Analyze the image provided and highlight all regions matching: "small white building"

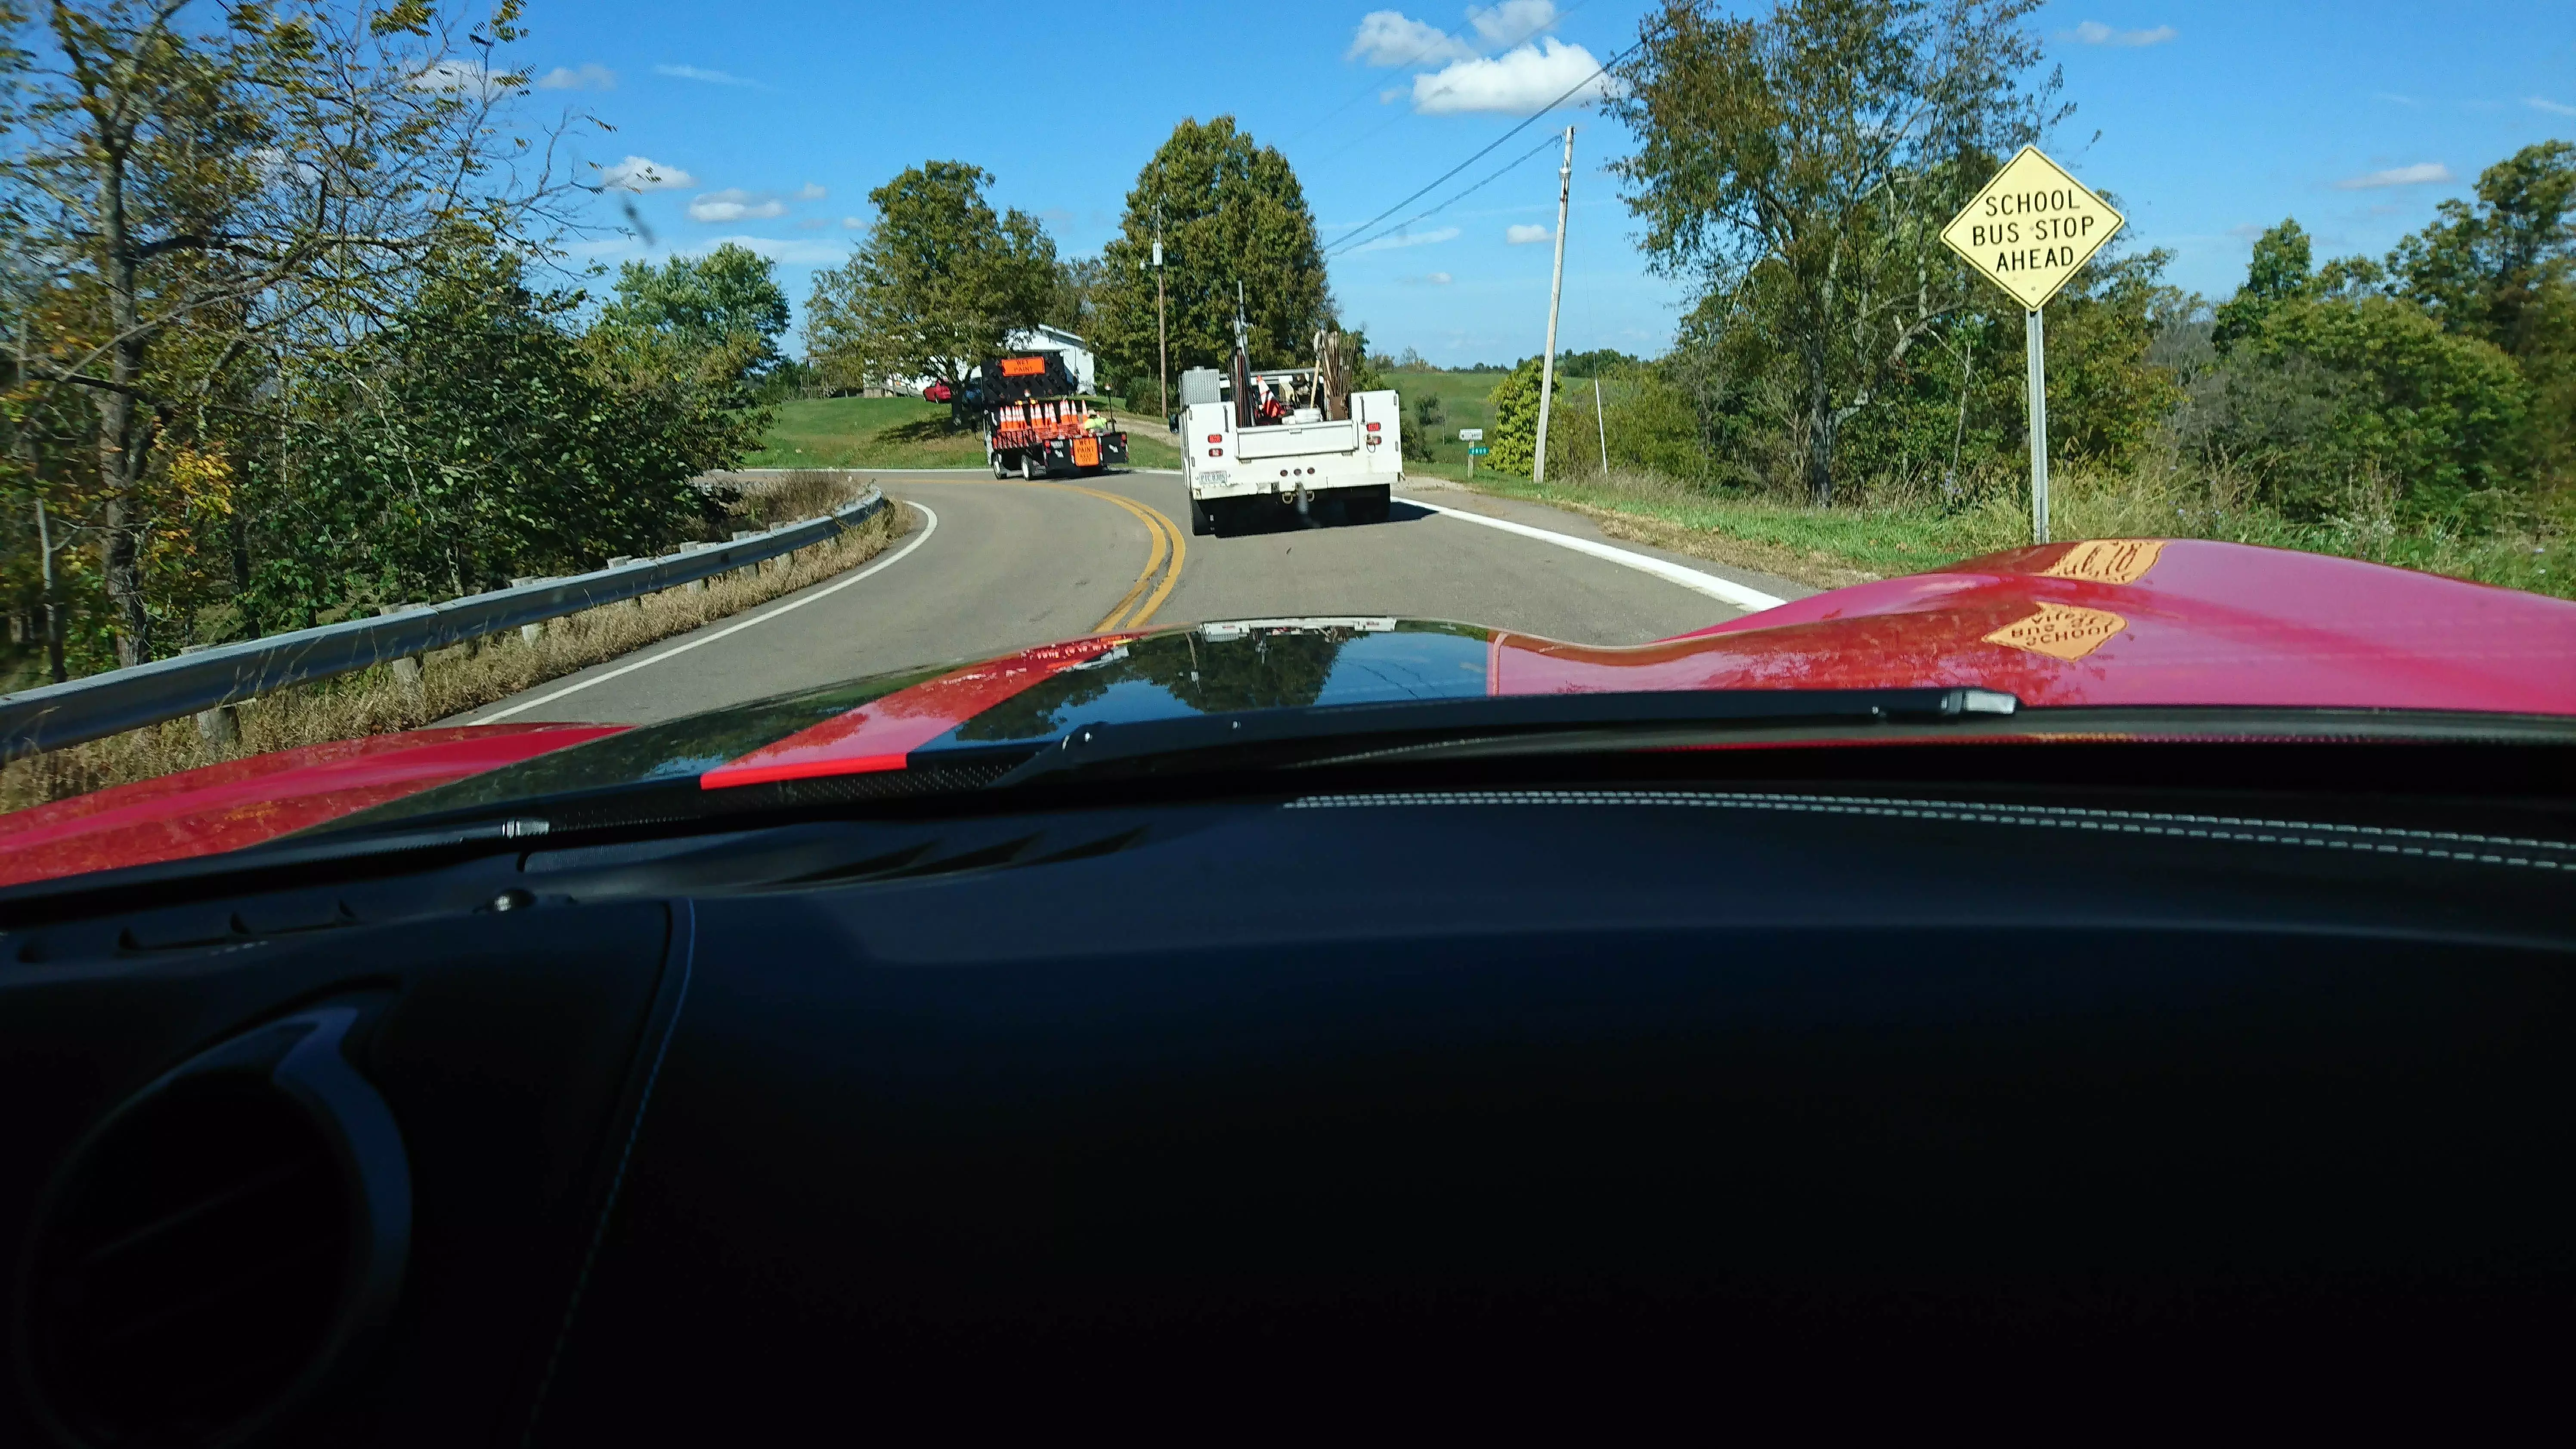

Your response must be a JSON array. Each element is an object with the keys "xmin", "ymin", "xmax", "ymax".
[
  {"xmin": 891, "ymin": 324, "xmax": 1099, "ymax": 398},
  {"xmin": 1001, "ymin": 324, "xmax": 1097, "ymax": 394}
]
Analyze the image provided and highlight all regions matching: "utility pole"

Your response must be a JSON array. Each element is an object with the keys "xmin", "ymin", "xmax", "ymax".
[
  {"xmin": 1594, "ymin": 377, "xmax": 1609, "ymax": 475},
  {"xmin": 2024, "ymin": 309, "xmax": 2050, "ymax": 544},
  {"xmin": 1153, "ymin": 208, "xmax": 1169, "ymax": 425},
  {"xmin": 1533, "ymin": 125, "xmax": 1574, "ymax": 486}
]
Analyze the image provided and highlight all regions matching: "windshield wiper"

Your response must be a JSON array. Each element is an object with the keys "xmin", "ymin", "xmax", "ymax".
[{"xmin": 988, "ymin": 687, "xmax": 2020, "ymax": 786}]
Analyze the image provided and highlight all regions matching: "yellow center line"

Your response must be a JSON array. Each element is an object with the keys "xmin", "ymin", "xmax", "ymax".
[
  {"xmin": 945, "ymin": 476, "xmax": 1186, "ymax": 633},
  {"xmin": 1083, "ymin": 488, "xmax": 1168, "ymax": 632}
]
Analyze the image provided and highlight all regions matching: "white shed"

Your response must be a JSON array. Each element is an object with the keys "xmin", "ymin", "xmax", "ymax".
[{"xmin": 1001, "ymin": 325, "xmax": 1096, "ymax": 394}]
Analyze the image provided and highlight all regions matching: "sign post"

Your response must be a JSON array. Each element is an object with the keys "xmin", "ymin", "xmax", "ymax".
[
  {"xmin": 1459, "ymin": 427, "xmax": 1485, "ymax": 479},
  {"xmin": 1938, "ymin": 146, "xmax": 2124, "ymax": 544}
]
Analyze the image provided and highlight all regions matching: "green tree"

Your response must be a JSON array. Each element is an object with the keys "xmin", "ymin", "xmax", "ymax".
[
  {"xmin": 2389, "ymin": 142, "xmax": 2573, "ymax": 359},
  {"xmin": 1611, "ymin": 0, "xmax": 2059, "ymax": 505},
  {"xmin": 1047, "ymin": 254, "xmax": 1108, "ymax": 338},
  {"xmin": 244, "ymin": 248, "xmax": 733, "ymax": 624},
  {"xmin": 599, "ymin": 243, "xmax": 791, "ymax": 381},
  {"xmin": 1, "ymin": 0, "xmax": 577, "ymax": 664},
  {"xmin": 805, "ymin": 161, "xmax": 1056, "ymax": 399},
  {"xmin": 1093, "ymin": 117, "xmax": 1332, "ymax": 392},
  {"xmin": 2388, "ymin": 141, "xmax": 2574, "ymax": 477},
  {"xmin": 2185, "ymin": 294, "xmax": 2530, "ymax": 517},
  {"xmin": 2213, "ymin": 220, "xmax": 2318, "ymax": 351},
  {"xmin": 1487, "ymin": 358, "xmax": 1557, "ymax": 474}
]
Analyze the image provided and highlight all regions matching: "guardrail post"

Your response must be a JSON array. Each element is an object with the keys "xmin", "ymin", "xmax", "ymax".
[
  {"xmin": 389, "ymin": 604, "xmax": 426, "ymax": 697},
  {"xmin": 731, "ymin": 530, "xmax": 756, "ymax": 580},
  {"xmin": 609, "ymin": 557, "xmax": 642, "ymax": 608},
  {"xmin": 180, "ymin": 645, "xmax": 240, "ymax": 746},
  {"xmin": 509, "ymin": 578, "xmax": 548, "ymax": 643}
]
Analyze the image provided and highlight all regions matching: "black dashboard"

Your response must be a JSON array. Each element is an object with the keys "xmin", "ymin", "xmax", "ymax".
[{"xmin": 4, "ymin": 748, "xmax": 2571, "ymax": 1440}]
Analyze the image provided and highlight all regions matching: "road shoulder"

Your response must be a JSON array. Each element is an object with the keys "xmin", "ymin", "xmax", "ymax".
[{"xmin": 1397, "ymin": 478, "xmax": 1816, "ymax": 606}]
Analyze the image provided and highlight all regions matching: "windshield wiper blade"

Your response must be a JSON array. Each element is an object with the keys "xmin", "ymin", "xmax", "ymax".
[{"xmin": 988, "ymin": 687, "xmax": 2020, "ymax": 786}]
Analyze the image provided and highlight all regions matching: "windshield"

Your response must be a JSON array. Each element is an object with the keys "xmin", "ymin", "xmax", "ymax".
[{"xmin": 2, "ymin": 0, "xmax": 2571, "ymax": 886}]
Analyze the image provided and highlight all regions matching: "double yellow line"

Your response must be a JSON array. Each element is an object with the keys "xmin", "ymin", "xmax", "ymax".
[
  {"xmin": 1074, "ymin": 484, "xmax": 1188, "ymax": 632},
  {"xmin": 967, "ymin": 477, "xmax": 1186, "ymax": 633}
]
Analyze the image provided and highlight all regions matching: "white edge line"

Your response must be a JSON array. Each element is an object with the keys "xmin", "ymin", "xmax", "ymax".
[
  {"xmin": 1398, "ymin": 495, "xmax": 1786, "ymax": 613},
  {"xmin": 473, "ymin": 501, "xmax": 941, "ymax": 723}
]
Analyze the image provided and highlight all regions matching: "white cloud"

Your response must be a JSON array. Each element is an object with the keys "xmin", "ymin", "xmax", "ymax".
[
  {"xmin": 409, "ymin": 59, "xmax": 505, "ymax": 97},
  {"xmin": 795, "ymin": 182, "xmax": 828, "ymax": 200},
  {"xmin": 2334, "ymin": 161, "xmax": 2454, "ymax": 190},
  {"xmin": 1350, "ymin": 3, "xmax": 1557, "ymax": 67},
  {"xmin": 1414, "ymin": 38, "xmax": 1613, "ymax": 115},
  {"xmin": 2063, "ymin": 20, "xmax": 2178, "ymax": 46},
  {"xmin": 2372, "ymin": 92, "xmax": 2419, "ymax": 107},
  {"xmin": 2529, "ymin": 96, "xmax": 2576, "ymax": 117},
  {"xmin": 1414, "ymin": 271, "xmax": 1455, "ymax": 285},
  {"xmin": 537, "ymin": 63, "xmax": 615, "ymax": 90},
  {"xmin": 1468, "ymin": 0, "xmax": 1557, "ymax": 48},
  {"xmin": 1351, "ymin": 226, "xmax": 1461, "ymax": 254},
  {"xmin": 793, "ymin": 218, "xmax": 829, "ymax": 231},
  {"xmin": 598, "ymin": 155, "xmax": 695, "ymax": 192},
  {"xmin": 689, "ymin": 188, "xmax": 788, "ymax": 222},
  {"xmin": 695, "ymin": 235, "xmax": 852, "ymax": 265},
  {"xmin": 654, "ymin": 63, "xmax": 767, "ymax": 89},
  {"xmin": 842, "ymin": 216, "xmax": 865, "ymax": 229},
  {"xmin": 1505, "ymin": 223, "xmax": 1554, "ymax": 244},
  {"xmin": 1349, "ymin": 10, "xmax": 1474, "ymax": 65}
]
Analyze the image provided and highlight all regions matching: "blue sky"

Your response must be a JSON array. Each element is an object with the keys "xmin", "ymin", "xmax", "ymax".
[{"xmin": 508, "ymin": 0, "xmax": 2576, "ymax": 366}]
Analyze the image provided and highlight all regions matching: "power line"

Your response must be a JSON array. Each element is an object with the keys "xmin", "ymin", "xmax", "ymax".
[
  {"xmin": 1330, "ymin": 132, "xmax": 1564, "ymax": 257},
  {"xmin": 1321, "ymin": 24, "xmax": 1656, "ymax": 259}
]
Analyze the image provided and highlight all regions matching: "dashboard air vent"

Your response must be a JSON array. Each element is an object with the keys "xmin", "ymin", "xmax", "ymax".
[{"xmin": 18, "ymin": 1007, "xmax": 410, "ymax": 1448}]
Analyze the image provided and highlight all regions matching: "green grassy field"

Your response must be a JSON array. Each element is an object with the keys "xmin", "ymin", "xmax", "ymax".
[
  {"xmin": 1378, "ymin": 372, "xmax": 2568, "ymax": 599},
  {"xmin": 1381, "ymin": 369, "xmax": 1633, "ymax": 478},
  {"xmin": 749, "ymin": 396, "xmax": 1183, "ymax": 471}
]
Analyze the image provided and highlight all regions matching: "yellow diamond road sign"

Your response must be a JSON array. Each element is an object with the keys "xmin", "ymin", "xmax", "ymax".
[{"xmin": 1941, "ymin": 146, "xmax": 2126, "ymax": 311}]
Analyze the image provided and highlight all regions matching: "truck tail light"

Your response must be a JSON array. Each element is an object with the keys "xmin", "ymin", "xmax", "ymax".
[
  {"xmin": 1207, "ymin": 448, "xmax": 1222, "ymax": 457},
  {"xmin": 1206, "ymin": 434, "xmax": 1223, "ymax": 443}
]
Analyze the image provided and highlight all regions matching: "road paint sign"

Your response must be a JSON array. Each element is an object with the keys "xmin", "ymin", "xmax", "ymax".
[
  {"xmin": 2041, "ymin": 539, "xmax": 2164, "ymax": 586},
  {"xmin": 1941, "ymin": 146, "xmax": 2125, "ymax": 312},
  {"xmin": 1458, "ymin": 428, "xmax": 1485, "ymax": 441},
  {"xmin": 1982, "ymin": 603, "xmax": 2126, "ymax": 661}
]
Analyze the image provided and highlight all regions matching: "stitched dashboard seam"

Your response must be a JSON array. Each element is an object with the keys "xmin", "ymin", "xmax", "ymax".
[
  {"xmin": 1286, "ymin": 790, "xmax": 2571, "ymax": 871},
  {"xmin": 519, "ymin": 900, "xmax": 696, "ymax": 1446}
]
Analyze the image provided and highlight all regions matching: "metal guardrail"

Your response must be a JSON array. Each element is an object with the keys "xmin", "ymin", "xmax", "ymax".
[{"xmin": 1, "ymin": 487, "xmax": 891, "ymax": 759}]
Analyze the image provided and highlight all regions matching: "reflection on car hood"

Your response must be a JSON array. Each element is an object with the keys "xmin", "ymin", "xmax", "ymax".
[{"xmin": 7, "ymin": 538, "xmax": 2573, "ymax": 886}]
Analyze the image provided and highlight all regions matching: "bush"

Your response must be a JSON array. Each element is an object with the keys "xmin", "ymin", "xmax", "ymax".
[
  {"xmin": 1486, "ymin": 358, "xmax": 1555, "ymax": 474},
  {"xmin": 2182, "ymin": 296, "xmax": 2531, "ymax": 518},
  {"xmin": 1403, "ymin": 392, "xmax": 1445, "ymax": 463}
]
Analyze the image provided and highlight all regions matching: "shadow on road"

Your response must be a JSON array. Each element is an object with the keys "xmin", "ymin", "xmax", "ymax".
[{"xmin": 1211, "ymin": 498, "xmax": 1435, "ymax": 537}]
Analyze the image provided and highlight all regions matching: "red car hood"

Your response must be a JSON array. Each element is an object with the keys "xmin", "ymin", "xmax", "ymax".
[
  {"xmin": 0, "ymin": 725, "xmax": 624, "ymax": 888},
  {"xmin": 6, "ymin": 539, "xmax": 2571, "ymax": 889},
  {"xmin": 1505, "ymin": 538, "xmax": 2576, "ymax": 712}
]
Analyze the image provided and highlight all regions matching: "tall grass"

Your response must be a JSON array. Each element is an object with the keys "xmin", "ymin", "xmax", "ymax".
[
  {"xmin": 1466, "ymin": 452, "xmax": 2571, "ymax": 601},
  {"xmin": 3, "ymin": 474, "xmax": 908, "ymax": 812}
]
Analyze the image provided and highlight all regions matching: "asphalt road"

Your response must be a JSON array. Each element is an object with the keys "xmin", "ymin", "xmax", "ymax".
[{"xmin": 449, "ymin": 468, "xmax": 1814, "ymax": 728}]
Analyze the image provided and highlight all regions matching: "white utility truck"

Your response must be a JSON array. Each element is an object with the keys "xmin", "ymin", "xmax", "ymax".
[{"xmin": 1180, "ymin": 319, "xmax": 1402, "ymax": 536}]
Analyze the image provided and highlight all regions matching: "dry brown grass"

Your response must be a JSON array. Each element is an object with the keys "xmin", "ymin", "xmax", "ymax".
[{"xmin": 3, "ymin": 476, "xmax": 908, "ymax": 811}]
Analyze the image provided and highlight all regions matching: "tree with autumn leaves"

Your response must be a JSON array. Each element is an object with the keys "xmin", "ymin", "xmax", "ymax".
[{"xmin": 0, "ymin": 1, "xmax": 767, "ymax": 682}]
